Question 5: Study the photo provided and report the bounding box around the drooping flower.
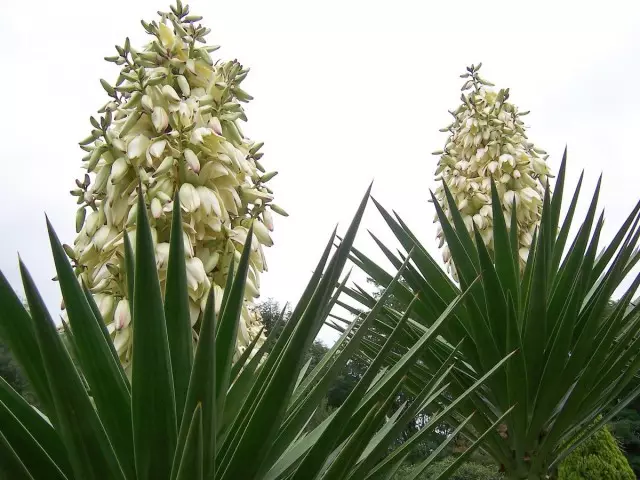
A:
[432,63,552,278]
[68,2,288,372]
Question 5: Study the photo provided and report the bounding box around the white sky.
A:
[1,0,639,345]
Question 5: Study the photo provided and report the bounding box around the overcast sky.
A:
[1,0,639,344]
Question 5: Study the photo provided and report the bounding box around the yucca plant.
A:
[0,187,510,479]
[344,154,640,479]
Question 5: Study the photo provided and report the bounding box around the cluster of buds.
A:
[68,1,287,370]
[432,64,552,277]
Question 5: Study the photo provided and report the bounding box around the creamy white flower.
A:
[179,183,200,212]
[149,139,167,158]
[110,157,129,184]
[433,65,551,276]
[184,149,200,173]
[152,107,169,133]
[176,75,190,97]
[114,299,131,330]
[162,85,181,102]
[196,186,221,217]
[70,8,283,371]
[156,242,170,269]
[252,219,273,247]
[127,135,150,160]
[151,197,163,218]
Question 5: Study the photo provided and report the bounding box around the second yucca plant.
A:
[347,153,640,478]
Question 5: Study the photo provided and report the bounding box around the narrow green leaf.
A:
[550,171,584,275]
[404,412,477,480]
[549,147,567,243]
[175,404,203,480]
[221,185,372,480]
[173,288,217,480]
[0,396,67,480]
[164,193,193,424]
[81,283,127,381]
[321,400,384,479]
[0,271,54,418]
[429,189,478,288]
[0,429,35,480]
[441,181,479,268]
[489,180,519,310]
[522,218,548,399]
[0,377,71,477]
[20,260,124,480]
[230,326,264,382]
[46,218,134,476]
[131,190,177,480]
[123,231,135,301]
[215,227,253,427]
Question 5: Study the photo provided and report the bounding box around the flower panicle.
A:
[433,64,552,278]
[69,2,284,370]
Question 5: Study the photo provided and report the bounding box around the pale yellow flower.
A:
[433,64,551,277]
[70,4,288,372]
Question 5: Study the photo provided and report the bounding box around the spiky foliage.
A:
[68,2,286,369]
[432,64,551,275]
[0,188,509,479]
[345,153,640,479]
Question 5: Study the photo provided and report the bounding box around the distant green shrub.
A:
[558,425,635,480]
[393,456,503,480]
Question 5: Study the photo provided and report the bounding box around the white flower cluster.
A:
[433,64,551,277]
[68,2,287,370]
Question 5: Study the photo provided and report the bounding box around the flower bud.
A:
[114,299,131,330]
[252,219,273,247]
[110,157,129,184]
[141,94,154,112]
[179,183,200,212]
[184,149,200,173]
[152,107,169,133]
[127,134,150,159]
[176,75,190,97]
[162,85,181,102]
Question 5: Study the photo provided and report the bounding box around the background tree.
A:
[557,424,635,479]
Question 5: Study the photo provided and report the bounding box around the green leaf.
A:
[124,232,135,305]
[81,283,126,378]
[0,377,71,477]
[489,180,519,311]
[0,271,54,418]
[175,404,203,480]
[19,260,124,479]
[164,193,193,424]
[0,429,34,480]
[131,190,177,479]
[549,147,567,243]
[46,218,134,476]
[174,288,217,479]
[0,394,67,480]
[550,171,584,275]
[215,226,253,427]
[221,185,372,480]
